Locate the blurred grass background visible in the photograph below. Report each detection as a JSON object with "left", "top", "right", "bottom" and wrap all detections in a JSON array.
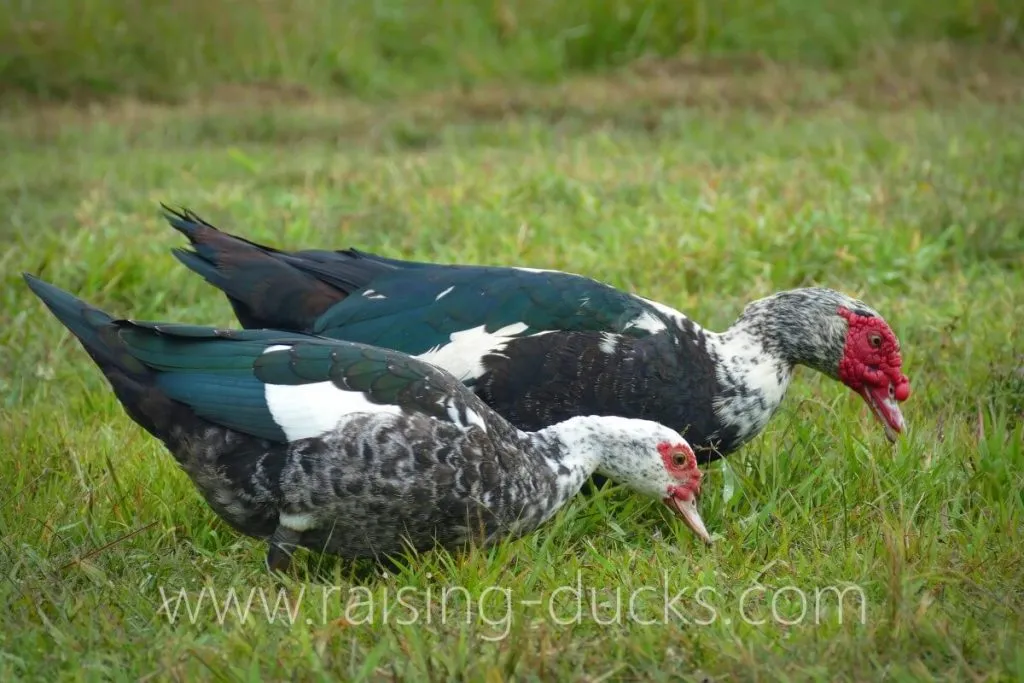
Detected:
[
  {"left": 2, "top": 1, "right": 1023, "bottom": 680},
  {"left": 2, "top": 0, "right": 1021, "bottom": 104}
]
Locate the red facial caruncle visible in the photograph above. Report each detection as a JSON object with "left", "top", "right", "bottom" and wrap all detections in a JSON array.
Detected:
[
  {"left": 657, "top": 441, "right": 711, "bottom": 544},
  {"left": 836, "top": 307, "right": 911, "bottom": 442}
]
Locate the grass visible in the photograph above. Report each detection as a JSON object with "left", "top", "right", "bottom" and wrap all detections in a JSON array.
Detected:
[
  {"left": 1, "top": 0, "right": 1021, "bottom": 103},
  {"left": 1, "top": 39, "right": 1024, "bottom": 682}
]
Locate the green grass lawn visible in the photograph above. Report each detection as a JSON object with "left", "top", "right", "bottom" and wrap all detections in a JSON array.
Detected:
[{"left": 1, "top": 45, "right": 1023, "bottom": 681}]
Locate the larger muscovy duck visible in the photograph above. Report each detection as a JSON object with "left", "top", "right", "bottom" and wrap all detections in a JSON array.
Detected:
[
  {"left": 165, "top": 207, "right": 911, "bottom": 465},
  {"left": 25, "top": 275, "right": 710, "bottom": 571}
]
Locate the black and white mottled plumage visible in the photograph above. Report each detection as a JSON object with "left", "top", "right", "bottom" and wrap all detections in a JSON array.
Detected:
[
  {"left": 24, "top": 275, "right": 709, "bottom": 571},
  {"left": 164, "top": 207, "right": 912, "bottom": 468}
]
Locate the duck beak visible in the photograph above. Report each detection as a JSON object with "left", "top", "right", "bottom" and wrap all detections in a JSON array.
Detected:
[
  {"left": 859, "top": 383, "right": 905, "bottom": 442},
  {"left": 664, "top": 496, "right": 712, "bottom": 545}
]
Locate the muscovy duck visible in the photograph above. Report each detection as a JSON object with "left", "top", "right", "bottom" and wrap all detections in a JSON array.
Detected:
[
  {"left": 25, "top": 274, "right": 710, "bottom": 571},
  {"left": 165, "top": 207, "right": 911, "bottom": 465}
]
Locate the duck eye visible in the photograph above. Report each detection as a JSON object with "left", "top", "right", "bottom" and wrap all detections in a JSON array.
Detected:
[
  {"left": 868, "top": 332, "right": 882, "bottom": 348},
  {"left": 672, "top": 452, "right": 686, "bottom": 467}
]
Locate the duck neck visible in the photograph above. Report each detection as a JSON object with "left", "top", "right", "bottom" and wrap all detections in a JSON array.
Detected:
[
  {"left": 526, "top": 415, "right": 647, "bottom": 520},
  {"left": 701, "top": 325, "right": 792, "bottom": 447},
  {"left": 700, "top": 288, "right": 853, "bottom": 446}
]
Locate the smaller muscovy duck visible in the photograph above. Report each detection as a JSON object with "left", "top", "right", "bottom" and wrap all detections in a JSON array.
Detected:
[
  {"left": 165, "top": 207, "right": 912, "bottom": 466},
  {"left": 24, "top": 275, "right": 710, "bottom": 572}
]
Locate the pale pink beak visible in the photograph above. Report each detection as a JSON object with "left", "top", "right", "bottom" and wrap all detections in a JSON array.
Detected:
[
  {"left": 664, "top": 496, "right": 712, "bottom": 545},
  {"left": 859, "top": 383, "right": 906, "bottom": 442}
]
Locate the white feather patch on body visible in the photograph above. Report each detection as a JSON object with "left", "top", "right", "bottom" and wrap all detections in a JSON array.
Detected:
[
  {"left": 439, "top": 396, "right": 489, "bottom": 433},
  {"left": 416, "top": 322, "right": 531, "bottom": 381},
  {"left": 363, "top": 289, "right": 387, "bottom": 300},
  {"left": 465, "top": 407, "right": 488, "bottom": 432},
  {"left": 279, "top": 511, "right": 318, "bottom": 532},
  {"left": 435, "top": 286, "right": 455, "bottom": 300},
  {"left": 598, "top": 332, "right": 619, "bottom": 354},
  {"left": 262, "top": 345, "right": 403, "bottom": 441}
]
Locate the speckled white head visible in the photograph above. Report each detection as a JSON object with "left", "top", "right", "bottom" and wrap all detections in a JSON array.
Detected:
[{"left": 551, "top": 416, "right": 711, "bottom": 544}]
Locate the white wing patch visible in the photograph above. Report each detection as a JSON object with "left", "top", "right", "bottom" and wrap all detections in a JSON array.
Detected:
[
  {"left": 624, "top": 310, "right": 667, "bottom": 334},
  {"left": 265, "top": 381, "right": 403, "bottom": 441},
  {"left": 261, "top": 345, "right": 402, "bottom": 441},
  {"left": 363, "top": 289, "right": 387, "bottom": 300},
  {"left": 620, "top": 295, "right": 693, "bottom": 334},
  {"left": 416, "top": 322, "right": 530, "bottom": 382},
  {"left": 435, "top": 286, "right": 455, "bottom": 301},
  {"left": 635, "top": 295, "right": 689, "bottom": 327}
]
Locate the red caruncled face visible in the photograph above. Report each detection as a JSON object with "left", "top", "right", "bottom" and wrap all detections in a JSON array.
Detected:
[
  {"left": 836, "top": 307, "right": 911, "bottom": 441},
  {"left": 657, "top": 442, "right": 711, "bottom": 544}
]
